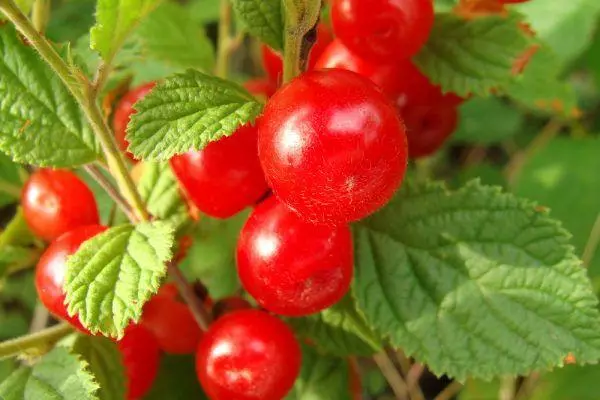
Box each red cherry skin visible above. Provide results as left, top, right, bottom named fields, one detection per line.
left=141, top=283, right=203, bottom=354
left=196, top=309, right=301, bottom=400
left=332, top=0, right=434, bottom=61
left=262, top=23, right=333, bottom=84
left=170, top=124, right=269, bottom=219
left=22, top=169, right=100, bottom=242
left=118, top=324, right=160, bottom=400
left=402, top=102, right=459, bottom=158
left=258, top=69, right=408, bottom=224
left=35, top=225, right=107, bottom=332
left=243, top=78, right=277, bottom=99
left=237, top=196, right=353, bottom=316
left=315, top=39, right=402, bottom=96
left=113, top=82, right=155, bottom=160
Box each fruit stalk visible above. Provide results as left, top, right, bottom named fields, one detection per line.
left=282, top=0, right=322, bottom=82
left=0, top=323, right=72, bottom=360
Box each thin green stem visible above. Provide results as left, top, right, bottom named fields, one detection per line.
left=0, top=179, right=21, bottom=198
left=282, top=29, right=302, bottom=83
left=30, top=0, right=50, bottom=33
left=0, top=323, right=73, bottom=360
left=215, top=0, right=232, bottom=79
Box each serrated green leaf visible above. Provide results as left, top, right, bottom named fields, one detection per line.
left=514, top=137, right=600, bottom=275
left=65, top=222, right=174, bottom=338
left=136, top=3, right=215, bottom=71
left=90, top=0, right=161, bottom=61
left=25, top=347, right=99, bottom=400
left=504, top=45, right=579, bottom=118
left=0, top=25, right=101, bottom=167
left=353, top=179, right=600, bottom=381
left=145, top=355, right=207, bottom=400
left=288, top=294, right=382, bottom=357
left=452, top=98, right=523, bottom=144
left=414, top=13, right=529, bottom=97
left=286, top=345, right=352, bottom=400
left=127, top=70, right=262, bottom=160
left=0, top=367, right=31, bottom=400
left=137, top=162, right=188, bottom=230
left=231, top=0, right=283, bottom=50
left=71, top=336, right=126, bottom=400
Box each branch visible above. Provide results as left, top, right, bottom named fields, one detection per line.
left=434, top=381, right=463, bottom=400
left=167, top=261, right=211, bottom=331
left=373, top=351, right=409, bottom=400
left=0, top=323, right=72, bottom=360
left=83, top=164, right=137, bottom=222
left=215, top=0, right=232, bottom=79
left=30, top=0, right=50, bottom=33
left=282, top=0, right=322, bottom=82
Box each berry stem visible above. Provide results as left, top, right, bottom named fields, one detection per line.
left=167, top=261, right=211, bottom=331
left=30, top=0, right=50, bottom=33
left=83, top=164, right=136, bottom=222
left=0, top=323, right=73, bottom=360
left=0, top=0, right=149, bottom=222
left=373, top=351, right=410, bottom=399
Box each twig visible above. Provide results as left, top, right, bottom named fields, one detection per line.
left=406, top=363, right=426, bottom=400
left=0, top=323, right=72, bottom=360
left=394, top=349, right=411, bottom=376
left=434, top=381, right=463, bottom=400
left=583, top=213, right=600, bottom=267
left=83, top=164, right=137, bottom=223
left=0, top=179, right=21, bottom=198
left=514, top=372, right=540, bottom=400
left=215, top=0, right=232, bottom=78
left=167, top=261, right=211, bottom=331
left=499, top=376, right=516, bottom=400
left=373, top=351, right=409, bottom=400
left=29, top=302, right=49, bottom=333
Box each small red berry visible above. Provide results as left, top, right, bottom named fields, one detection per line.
left=170, top=124, right=269, bottom=219
left=141, top=283, right=203, bottom=354
left=196, top=309, right=301, bottom=400
left=258, top=69, right=408, bottom=224
left=332, top=0, right=434, bottom=61
left=315, top=39, right=402, bottom=96
left=118, top=324, right=160, bottom=400
left=22, top=169, right=100, bottom=242
left=243, top=78, right=277, bottom=100
left=35, top=225, right=107, bottom=332
left=211, top=297, right=253, bottom=320
left=237, top=196, right=353, bottom=316
left=401, top=102, right=459, bottom=158
left=261, top=23, right=333, bottom=84
left=112, top=82, right=155, bottom=161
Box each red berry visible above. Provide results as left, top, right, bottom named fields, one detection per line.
left=262, top=23, right=333, bottom=84
left=211, top=297, right=253, bottom=320
left=118, top=324, right=160, bottom=400
left=315, top=39, right=402, bottom=96
left=22, top=169, right=100, bottom=242
left=112, top=82, right=155, bottom=161
left=237, top=196, right=353, bottom=316
left=258, top=69, right=408, bottom=224
left=196, top=309, right=301, bottom=400
left=243, top=78, right=278, bottom=100
left=141, top=283, right=203, bottom=354
left=170, top=124, right=269, bottom=219
left=332, top=0, right=434, bottom=61
left=402, top=102, right=459, bottom=158
left=35, top=225, right=107, bottom=331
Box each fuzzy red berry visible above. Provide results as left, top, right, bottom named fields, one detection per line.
left=141, top=283, right=203, bottom=354
left=35, top=225, right=106, bottom=331
left=112, top=82, right=155, bottom=161
left=196, top=309, right=301, bottom=400
left=258, top=69, right=408, bottom=224
left=332, top=0, right=434, bottom=61
left=22, top=169, right=100, bottom=242
left=170, top=124, right=269, bottom=219
left=237, top=196, right=353, bottom=316
left=118, top=324, right=160, bottom=399
left=402, top=102, right=459, bottom=158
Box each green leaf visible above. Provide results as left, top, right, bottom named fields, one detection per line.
left=514, top=137, right=600, bottom=275
left=0, top=367, right=30, bottom=400
left=288, top=294, right=382, bottom=357
left=24, top=347, right=99, bottom=400
left=452, top=98, right=523, bottom=144
left=231, top=0, right=283, bottom=51
left=136, top=3, right=215, bottom=71
left=127, top=70, right=262, bottom=160
left=90, top=0, right=161, bottom=61
left=137, top=162, right=188, bottom=230
left=187, top=0, right=221, bottom=24
left=453, top=164, right=507, bottom=190
left=504, top=45, right=579, bottom=118
left=145, top=355, right=208, bottom=400
left=71, top=336, right=126, bottom=400
left=353, top=179, right=600, bottom=380
left=65, top=221, right=175, bottom=338
left=0, top=207, right=35, bottom=248
left=286, top=345, right=352, bottom=400
left=530, top=364, right=600, bottom=400
left=413, top=13, right=530, bottom=97
left=0, top=25, right=101, bottom=167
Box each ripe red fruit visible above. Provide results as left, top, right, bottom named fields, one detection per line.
left=258, top=69, right=408, bottom=224
left=243, top=78, right=277, bottom=100
left=196, top=309, right=301, bottom=400
left=237, top=196, right=353, bottom=316
left=118, top=324, right=160, bottom=400
left=331, top=0, right=434, bottom=61
left=262, top=23, right=333, bottom=83
left=170, top=124, right=269, bottom=219
left=22, top=169, right=100, bottom=242
left=35, top=225, right=107, bottom=332
left=211, top=297, right=253, bottom=320
left=112, top=82, right=155, bottom=160
left=315, top=39, right=402, bottom=96
left=141, top=283, right=203, bottom=354
left=401, top=102, right=459, bottom=158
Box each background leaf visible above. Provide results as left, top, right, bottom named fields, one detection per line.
left=230, top=0, right=283, bottom=50
left=452, top=98, right=523, bottom=144
left=145, top=354, right=207, bottom=399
